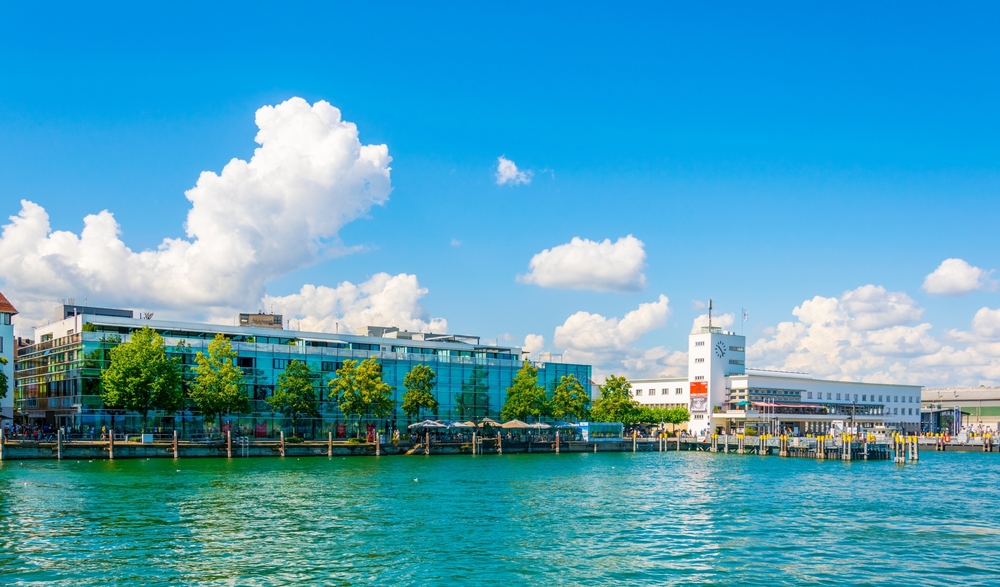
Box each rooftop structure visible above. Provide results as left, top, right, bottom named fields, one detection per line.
left=239, top=312, right=283, bottom=330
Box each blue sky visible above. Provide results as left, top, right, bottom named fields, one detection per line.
left=2, top=2, right=999, bottom=384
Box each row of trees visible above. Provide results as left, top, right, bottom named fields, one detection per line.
left=498, top=363, right=691, bottom=426
left=98, top=327, right=688, bottom=433
left=99, top=326, right=440, bottom=434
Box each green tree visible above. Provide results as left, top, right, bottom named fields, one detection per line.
left=328, top=357, right=395, bottom=437
left=0, top=356, right=8, bottom=400
left=100, top=325, right=183, bottom=431
left=667, top=405, right=691, bottom=431
left=267, top=360, right=320, bottom=435
left=191, top=333, right=249, bottom=430
left=550, top=374, right=590, bottom=422
left=500, top=361, right=548, bottom=421
left=401, top=364, right=439, bottom=420
left=589, top=374, right=639, bottom=423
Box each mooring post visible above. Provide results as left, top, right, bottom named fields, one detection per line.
left=0, top=426, right=5, bottom=461
left=227, top=429, right=232, bottom=459
left=279, top=430, right=285, bottom=457
left=328, top=431, right=332, bottom=458
left=496, top=432, right=501, bottom=456
left=633, top=430, right=637, bottom=453
left=173, top=429, right=178, bottom=459
left=427, top=431, right=431, bottom=456
left=109, top=431, right=114, bottom=461
left=555, top=430, right=559, bottom=454
left=57, top=429, right=63, bottom=460
left=817, top=435, right=824, bottom=461
left=911, top=436, right=919, bottom=462
left=376, top=429, right=381, bottom=456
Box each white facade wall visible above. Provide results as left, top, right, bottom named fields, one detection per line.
left=629, top=378, right=689, bottom=409
left=0, top=312, right=14, bottom=419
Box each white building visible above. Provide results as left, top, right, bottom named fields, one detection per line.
left=628, top=323, right=922, bottom=435
left=0, top=291, right=16, bottom=420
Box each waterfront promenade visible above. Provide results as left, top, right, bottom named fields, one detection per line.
left=0, top=430, right=978, bottom=461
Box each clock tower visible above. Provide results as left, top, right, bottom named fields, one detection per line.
left=686, top=304, right=745, bottom=435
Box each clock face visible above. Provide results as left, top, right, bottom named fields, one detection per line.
left=715, top=341, right=726, bottom=358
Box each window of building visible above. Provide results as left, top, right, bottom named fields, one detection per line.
left=322, top=361, right=341, bottom=372
left=694, top=414, right=704, bottom=419
left=694, top=376, right=705, bottom=381
left=694, top=358, right=705, bottom=363
left=236, top=357, right=255, bottom=369
left=729, top=359, right=744, bottom=365
left=836, top=393, right=841, bottom=400
left=695, top=341, right=705, bottom=346
left=273, top=358, right=290, bottom=369
left=661, top=388, right=669, bottom=395
left=908, top=408, right=913, bottom=415
left=675, top=388, right=683, bottom=394
left=894, top=396, right=898, bottom=403
left=893, top=408, right=898, bottom=415
left=0, top=336, right=3, bottom=353
left=827, top=393, right=832, bottom=400
left=862, top=395, right=867, bottom=401
left=729, top=346, right=744, bottom=352
left=807, top=392, right=812, bottom=399
left=648, top=389, right=655, bottom=396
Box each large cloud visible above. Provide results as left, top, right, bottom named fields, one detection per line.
left=518, top=235, right=647, bottom=292
left=922, top=258, right=996, bottom=296
left=0, top=98, right=392, bottom=324
left=552, top=295, right=671, bottom=378
left=264, top=273, right=446, bottom=335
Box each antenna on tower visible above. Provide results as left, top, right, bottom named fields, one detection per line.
left=708, top=299, right=713, bottom=329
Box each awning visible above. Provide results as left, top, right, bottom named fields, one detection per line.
left=501, top=419, right=530, bottom=429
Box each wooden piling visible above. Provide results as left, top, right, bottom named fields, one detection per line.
left=279, top=430, right=285, bottom=457
left=173, top=429, right=178, bottom=459
left=496, top=432, right=501, bottom=455
left=227, top=429, right=232, bottom=459
left=633, top=430, right=637, bottom=452
left=57, top=429, right=63, bottom=460
left=109, top=431, right=114, bottom=460
left=328, top=431, right=333, bottom=457
left=0, top=427, right=4, bottom=461
left=376, top=430, right=381, bottom=456
left=555, top=430, right=559, bottom=454
left=427, top=431, right=432, bottom=456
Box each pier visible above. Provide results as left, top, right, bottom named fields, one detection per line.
left=0, top=429, right=943, bottom=462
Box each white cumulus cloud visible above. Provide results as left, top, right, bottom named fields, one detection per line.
left=264, top=273, right=446, bottom=335
left=553, top=295, right=670, bottom=377
left=523, top=334, right=545, bottom=359
left=0, top=97, right=392, bottom=326
left=518, top=235, right=647, bottom=292
left=922, top=258, right=996, bottom=296
left=495, top=156, right=532, bottom=186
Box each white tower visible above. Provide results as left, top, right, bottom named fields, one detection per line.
left=0, top=291, right=17, bottom=420
left=687, top=300, right=745, bottom=435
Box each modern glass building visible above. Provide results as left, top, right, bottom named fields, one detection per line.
left=14, top=305, right=592, bottom=435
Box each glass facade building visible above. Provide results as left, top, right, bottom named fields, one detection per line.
left=14, top=308, right=592, bottom=435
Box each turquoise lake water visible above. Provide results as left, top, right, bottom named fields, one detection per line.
left=1, top=451, right=998, bottom=586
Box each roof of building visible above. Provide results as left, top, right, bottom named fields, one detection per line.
left=0, top=291, right=17, bottom=314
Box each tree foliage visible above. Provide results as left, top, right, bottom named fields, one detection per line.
left=329, top=358, right=395, bottom=433
left=191, top=333, right=249, bottom=428
left=267, top=360, right=320, bottom=427
left=589, top=375, right=639, bottom=423
left=100, top=325, right=183, bottom=429
left=0, top=356, right=8, bottom=400
left=632, top=406, right=690, bottom=427
left=500, top=361, right=548, bottom=421
left=550, top=374, right=590, bottom=422
left=401, top=364, right=438, bottom=419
